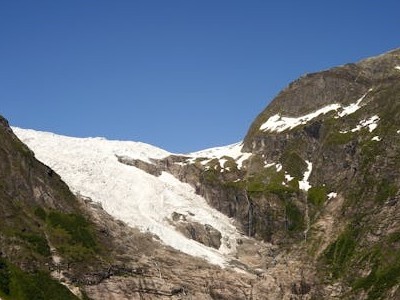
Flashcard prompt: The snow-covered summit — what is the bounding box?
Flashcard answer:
[13,127,241,266]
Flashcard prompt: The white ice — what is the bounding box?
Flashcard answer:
[13,128,241,266]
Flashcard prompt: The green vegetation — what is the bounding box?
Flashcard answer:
[0,258,78,300]
[245,166,298,200]
[375,179,397,203]
[34,207,47,221]
[308,186,327,207]
[202,168,219,183]
[360,140,382,168]
[285,201,304,232]
[17,232,50,257]
[325,131,354,145]
[352,236,400,299]
[46,211,98,262]
[324,227,359,279]
[281,151,307,179]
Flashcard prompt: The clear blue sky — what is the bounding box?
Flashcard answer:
[1,1,399,153]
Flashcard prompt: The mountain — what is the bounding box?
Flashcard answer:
[3,48,400,299]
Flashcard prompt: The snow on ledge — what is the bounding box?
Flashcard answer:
[340,115,380,133]
[260,91,372,133]
[260,104,340,133]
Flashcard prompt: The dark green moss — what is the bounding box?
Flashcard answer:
[34,207,47,221]
[308,186,327,207]
[0,258,11,295]
[285,202,304,232]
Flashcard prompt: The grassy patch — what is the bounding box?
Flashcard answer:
[353,246,400,299]
[0,257,78,300]
[17,232,50,257]
[308,186,327,207]
[325,131,354,145]
[46,212,98,262]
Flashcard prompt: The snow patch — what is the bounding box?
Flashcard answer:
[371,136,381,141]
[265,162,276,168]
[13,127,241,266]
[299,161,312,192]
[188,142,251,170]
[284,173,294,182]
[395,66,400,71]
[260,91,371,133]
[276,164,283,172]
[327,192,337,199]
[341,115,380,133]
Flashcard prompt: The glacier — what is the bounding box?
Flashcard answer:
[13,128,244,267]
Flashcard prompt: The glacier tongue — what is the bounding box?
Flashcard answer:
[13,128,240,266]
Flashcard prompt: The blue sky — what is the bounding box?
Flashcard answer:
[1,1,399,153]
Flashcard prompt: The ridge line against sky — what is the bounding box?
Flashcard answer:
[1,0,399,153]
